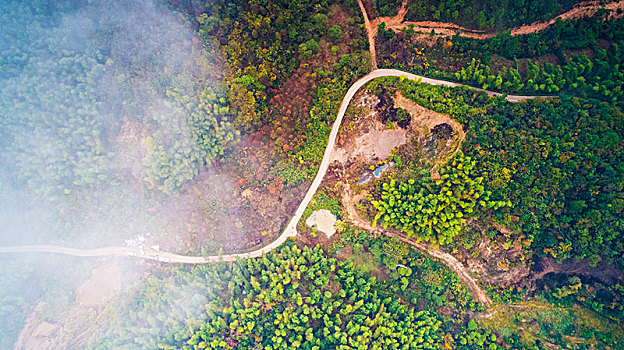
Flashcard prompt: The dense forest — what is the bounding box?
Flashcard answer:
[106,0,624,346]
[371,153,510,245]
[95,244,445,349]
[403,0,581,29]
[372,76,624,267]
[377,13,624,105]
[93,238,622,349]
[0,0,239,198]
[2,0,624,348]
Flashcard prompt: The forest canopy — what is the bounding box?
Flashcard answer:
[94,244,442,349]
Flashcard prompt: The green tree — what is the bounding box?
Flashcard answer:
[329,25,343,43]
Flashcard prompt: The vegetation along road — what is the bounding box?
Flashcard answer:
[358,0,624,69]
[0,69,538,264]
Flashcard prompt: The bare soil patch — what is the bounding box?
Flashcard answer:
[14,260,133,350]
[357,0,378,68]
[334,121,408,163]
[334,88,463,168]
[369,0,409,29]
[334,90,411,164]
[76,261,122,307]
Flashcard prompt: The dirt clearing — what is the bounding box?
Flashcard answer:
[333,121,408,162]
[76,261,122,306]
[333,90,411,164]
[14,259,131,350]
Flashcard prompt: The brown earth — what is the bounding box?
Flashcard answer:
[75,261,122,306]
[357,0,380,69]
[332,92,492,307]
[333,90,411,165]
[341,123,407,161]
[393,91,465,179]
[442,221,534,290]
[358,0,624,61]
[14,260,128,350]
[334,121,408,165]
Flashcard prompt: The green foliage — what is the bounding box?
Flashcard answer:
[341,233,478,311]
[312,13,329,34]
[94,244,442,349]
[397,265,412,276]
[405,0,579,30]
[453,46,624,103]
[375,0,403,17]
[195,0,366,129]
[328,25,343,43]
[270,158,310,187]
[375,76,624,266]
[292,52,371,174]
[478,302,624,349]
[381,237,410,267]
[398,250,477,311]
[541,276,624,323]
[372,153,510,245]
[0,3,112,200]
[142,86,238,193]
[299,39,321,59]
[379,14,624,104]
[0,0,240,197]
[331,45,340,56]
[376,87,411,128]
[455,325,499,350]
[464,95,624,264]
[377,22,395,40]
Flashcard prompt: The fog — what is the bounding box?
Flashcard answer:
[0,0,237,347]
[0,0,216,247]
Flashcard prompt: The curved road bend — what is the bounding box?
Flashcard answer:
[0,69,539,264]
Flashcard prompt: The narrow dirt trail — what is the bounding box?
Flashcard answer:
[397,0,624,40]
[342,185,493,307]
[358,0,624,57]
[369,0,410,29]
[357,0,378,69]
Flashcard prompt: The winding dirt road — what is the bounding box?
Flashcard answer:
[0,69,537,265]
[1,0,620,320]
[0,70,536,265]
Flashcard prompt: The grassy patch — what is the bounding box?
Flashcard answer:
[478,301,624,349]
[343,244,379,274]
